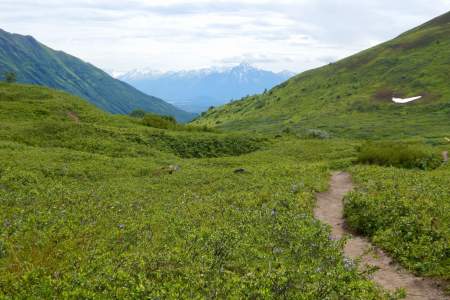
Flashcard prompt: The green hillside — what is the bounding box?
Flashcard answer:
[0,29,195,122]
[194,11,450,139]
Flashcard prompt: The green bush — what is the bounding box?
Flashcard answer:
[151,133,267,158]
[142,113,177,129]
[346,165,450,279]
[129,109,146,118]
[356,142,442,170]
[305,129,331,140]
[3,72,16,83]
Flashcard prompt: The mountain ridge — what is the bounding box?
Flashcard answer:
[0,29,195,122]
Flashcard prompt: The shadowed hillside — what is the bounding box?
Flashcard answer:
[0,29,195,122]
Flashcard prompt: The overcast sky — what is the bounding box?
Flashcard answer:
[1,0,450,73]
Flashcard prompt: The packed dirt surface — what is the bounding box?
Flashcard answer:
[67,111,80,123]
[314,172,448,300]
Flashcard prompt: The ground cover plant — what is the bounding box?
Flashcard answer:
[0,83,393,299]
[356,141,442,170]
[345,164,450,282]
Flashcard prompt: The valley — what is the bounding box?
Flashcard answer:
[0,81,448,299]
[0,5,449,300]
[117,63,294,113]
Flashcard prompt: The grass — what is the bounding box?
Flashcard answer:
[356,141,442,170]
[0,83,394,299]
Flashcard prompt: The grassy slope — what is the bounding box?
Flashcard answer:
[0,29,195,122]
[0,83,392,299]
[194,12,450,139]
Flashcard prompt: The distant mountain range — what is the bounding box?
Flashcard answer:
[0,29,195,122]
[117,63,295,113]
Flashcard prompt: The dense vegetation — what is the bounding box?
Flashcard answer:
[132,110,214,132]
[194,11,450,139]
[356,141,442,170]
[345,164,450,281]
[2,11,450,299]
[192,11,450,294]
[0,83,395,299]
[0,29,195,122]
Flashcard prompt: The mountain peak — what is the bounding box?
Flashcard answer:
[119,63,294,81]
[119,63,295,113]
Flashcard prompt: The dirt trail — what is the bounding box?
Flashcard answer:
[314,172,448,300]
[67,111,80,123]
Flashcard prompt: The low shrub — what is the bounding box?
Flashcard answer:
[305,129,331,140]
[346,165,450,279]
[140,113,217,133]
[150,133,267,158]
[356,142,442,170]
[142,113,177,129]
[129,109,146,118]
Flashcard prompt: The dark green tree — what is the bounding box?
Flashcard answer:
[4,72,16,83]
[129,109,146,118]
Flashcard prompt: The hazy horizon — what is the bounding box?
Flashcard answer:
[1,0,450,74]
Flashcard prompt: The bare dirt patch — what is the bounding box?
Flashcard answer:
[67,111,80,123]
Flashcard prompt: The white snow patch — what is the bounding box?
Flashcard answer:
[392,96,422,104]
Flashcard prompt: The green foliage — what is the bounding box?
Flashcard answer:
[140,112,218,135]
[194,12,450,139]
[3,72,16,83]
[0,83,393,298]
[345,165,450,279]
[142,113,177,129]
[305,129,331,140]
[129,109,146,118]
[154,133,267,158]
[356,142,442,170]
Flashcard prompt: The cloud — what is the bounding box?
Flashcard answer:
[218,53,295,66]
[0,0,449,72]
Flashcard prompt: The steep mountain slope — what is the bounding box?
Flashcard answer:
[119,63,294,113]
[0,29,195,122]
[195,12,450,138]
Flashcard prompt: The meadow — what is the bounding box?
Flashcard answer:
[0,83,398,299]
[0,83,448,298]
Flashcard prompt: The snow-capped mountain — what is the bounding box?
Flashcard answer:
[117,63,295,113]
